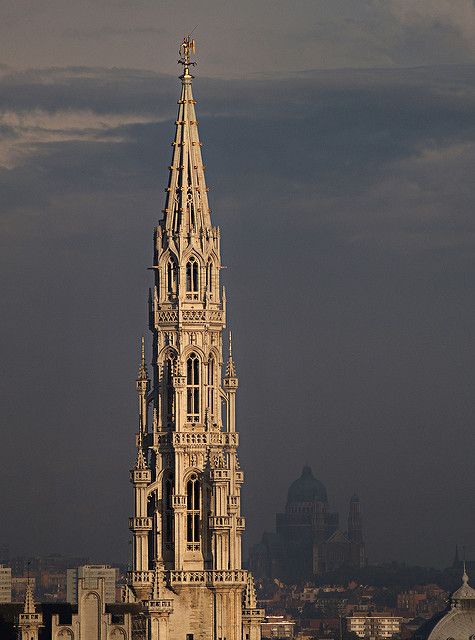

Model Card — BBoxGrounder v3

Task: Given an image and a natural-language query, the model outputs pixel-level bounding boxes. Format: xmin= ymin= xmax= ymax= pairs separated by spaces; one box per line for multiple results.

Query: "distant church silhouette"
xmin=250 ymin=466 xmax=366 ymax=581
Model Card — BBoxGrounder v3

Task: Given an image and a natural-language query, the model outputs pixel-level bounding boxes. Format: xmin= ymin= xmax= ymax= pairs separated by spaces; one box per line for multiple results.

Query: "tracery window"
xmin=186 ymin=353 xmax=200 ymax=422
xmin=186 ymin=256 xmax=199 ymax=293
xmin=186 ymin=473 xmax=200 ymax=546
xmin=206 ymin=259 xmax=213 ymax=291
xmin=207 ymin=356 xmax=215 ymax=419
xmin=165 ymin=355 xmax=176 ymax=425
xmin=164 ymin=473 xmax=174 ymax=547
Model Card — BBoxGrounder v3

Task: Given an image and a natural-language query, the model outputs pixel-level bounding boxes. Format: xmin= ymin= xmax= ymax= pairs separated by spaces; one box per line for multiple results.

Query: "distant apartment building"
xmin=12 ymin=576 xmax=36 ymax=602
xmin=40 ymin=570 xmax=67 ymax=600
xmin=347 ymin=613 xmax=402 ymax=640
xmin=0 ymin=546 xmax=9 ymax=565
xmin=66 ymin=565 xmax=118 ymax=604
xmin=261 ymin=616 xmax=296 ymax=639
xmin=0 ymin=565 xmax=12 ymax=603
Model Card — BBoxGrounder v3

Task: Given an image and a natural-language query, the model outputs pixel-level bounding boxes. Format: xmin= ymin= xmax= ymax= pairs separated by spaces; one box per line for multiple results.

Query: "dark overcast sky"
xmin=1 ymin=0 xmax=475 ymax=569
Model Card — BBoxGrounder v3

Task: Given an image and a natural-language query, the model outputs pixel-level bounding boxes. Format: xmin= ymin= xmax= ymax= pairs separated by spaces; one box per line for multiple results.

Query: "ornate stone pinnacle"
xmin=152 ymin=565 xmax=165 ymax=600
xmin=137 ymin=336 xmax=149 ymax=381
xmin=226 ymin=331 xmax=237 ymax=378
xmin=135 ymin=430 xmax=147 ymax=470
xmin=24 ymin=578 xmax=36 ymax=614
xmin=244 ymin=572 xmax=257 ymax=609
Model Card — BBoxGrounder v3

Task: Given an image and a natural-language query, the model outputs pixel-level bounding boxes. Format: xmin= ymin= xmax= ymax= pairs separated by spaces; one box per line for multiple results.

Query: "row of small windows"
xmin=165 ymin=257 xmax=214 ymax=294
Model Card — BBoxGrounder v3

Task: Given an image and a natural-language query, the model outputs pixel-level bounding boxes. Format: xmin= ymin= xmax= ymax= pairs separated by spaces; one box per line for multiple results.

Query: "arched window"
xmin=206 ymin=259 xmax=213 ymax=291
xmin=186 ymin=473 xmax=200 ymax=546
xmin=186 ymin=353 xmax=200 ymax=422
xmin=164 ymin=473 xmax=174 ymax=547
xmin=186 ymin=256 xmax=199 ymax=293
xmin=166 ymin=258 xmax=177 ymax=297
xmin=207 ymin=356 xmax=215 ymax=419
xmin=165 ymin=355 xmax=175 ymax=426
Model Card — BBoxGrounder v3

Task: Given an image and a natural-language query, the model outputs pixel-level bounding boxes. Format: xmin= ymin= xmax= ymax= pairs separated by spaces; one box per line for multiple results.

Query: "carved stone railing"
xmin=169 ymin=570 xmax=247 ymax=586
xmin=172 ymin=495 xmax=186 ymax=509
xmin=128 ymin=570 xmax=154 ymax=584
xmin=236 ymin=516 xmax=246 ymax=530
xmin=19 ymin=613 xmax=42 ymax=623
xmin=209 ymin=432 xmax=238 ymax=446
xmin=173 ymin=432 xmax=207 ymax=445
xmin=155 ymin=308 xmax=224 ymax=325
xmin=131 ymin=469 xmax=152 ymax=483
xmin=242 ymin=609 xmax=266 ymax=618
xmin=129 ymin=516 xmax=153 ymax=531
xmin=171 ymin=432 xmax=238 ymax=447
xmin=146 ymin=599 xmax=174 ymax=613
xmin=209 ymin=516 xmax=231 ymax=529
xmin=209 ymin=469 xmax=230 ymax=481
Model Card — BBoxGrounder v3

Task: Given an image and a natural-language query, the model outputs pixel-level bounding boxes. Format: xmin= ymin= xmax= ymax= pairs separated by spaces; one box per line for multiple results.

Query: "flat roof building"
xmin=347 ymin=612 xmax=402 ymax=640
xmin=66 ymin=565 xmax=118 ymax=604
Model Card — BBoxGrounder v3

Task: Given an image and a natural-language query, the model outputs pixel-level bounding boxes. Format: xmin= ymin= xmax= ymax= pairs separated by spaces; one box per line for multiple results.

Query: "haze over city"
xmin=1 ymin=0 xmax=475 ymax=570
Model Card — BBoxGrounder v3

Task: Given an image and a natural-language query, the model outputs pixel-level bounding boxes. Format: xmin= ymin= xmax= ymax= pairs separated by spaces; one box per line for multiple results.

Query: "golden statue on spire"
xmin=178 ymin=34 xmax=196 ymax=68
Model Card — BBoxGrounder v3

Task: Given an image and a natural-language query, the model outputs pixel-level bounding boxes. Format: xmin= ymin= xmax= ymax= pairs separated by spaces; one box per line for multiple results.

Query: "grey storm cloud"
xmin=1 ymin=62 xmax=475 ymax=566
xmin=1 ymin=0 xmax=475 ymax=73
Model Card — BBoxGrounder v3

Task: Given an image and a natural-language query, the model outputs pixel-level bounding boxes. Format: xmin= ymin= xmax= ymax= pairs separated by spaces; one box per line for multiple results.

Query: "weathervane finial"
xmin=178 ymin=34 xmax=196 ymax=73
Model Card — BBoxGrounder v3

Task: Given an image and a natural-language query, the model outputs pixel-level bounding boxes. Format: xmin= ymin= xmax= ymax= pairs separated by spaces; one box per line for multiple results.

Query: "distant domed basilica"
xmin=250 ymin=466 xmax=366 ymax=581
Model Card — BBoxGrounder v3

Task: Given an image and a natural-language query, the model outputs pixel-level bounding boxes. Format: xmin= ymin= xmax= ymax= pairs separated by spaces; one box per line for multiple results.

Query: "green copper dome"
xmin=287 ymin=466 xmax=328 ymax=503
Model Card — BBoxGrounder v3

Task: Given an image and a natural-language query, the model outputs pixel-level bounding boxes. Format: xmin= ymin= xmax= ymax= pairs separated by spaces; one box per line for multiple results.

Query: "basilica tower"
xmin=127 ymin=37 xmax=263 ymax=640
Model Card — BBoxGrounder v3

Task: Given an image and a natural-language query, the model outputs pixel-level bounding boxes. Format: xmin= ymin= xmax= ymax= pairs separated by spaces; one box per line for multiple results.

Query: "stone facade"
xmin=52 ymin=578 xmax=132 ymax=640
xmin=124 ymin=36 xmax=263 ymax=640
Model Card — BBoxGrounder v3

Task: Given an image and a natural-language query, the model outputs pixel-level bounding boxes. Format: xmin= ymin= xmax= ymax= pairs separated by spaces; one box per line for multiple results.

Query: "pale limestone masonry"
xmin=17 ymin=580 xmax=43 ymax=640
xmin=125 ymin=36 xmax=264 ymax=640
xmin=52 ymin=577 xmax=132 ymax=639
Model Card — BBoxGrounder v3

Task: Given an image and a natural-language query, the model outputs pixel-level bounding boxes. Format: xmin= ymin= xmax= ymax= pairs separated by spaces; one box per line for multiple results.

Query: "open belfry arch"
xmin=126 ymin=36 xmax=265 ymax=640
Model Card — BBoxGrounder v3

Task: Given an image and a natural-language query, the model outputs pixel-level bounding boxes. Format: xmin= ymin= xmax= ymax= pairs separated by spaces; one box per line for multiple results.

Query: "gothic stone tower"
xmin=127 ymin=37 xmax=263 ymax=640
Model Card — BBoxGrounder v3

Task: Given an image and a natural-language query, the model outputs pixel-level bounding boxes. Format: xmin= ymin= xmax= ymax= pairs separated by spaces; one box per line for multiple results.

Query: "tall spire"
xmin=162 ymin=36 xmax=211 ymax=235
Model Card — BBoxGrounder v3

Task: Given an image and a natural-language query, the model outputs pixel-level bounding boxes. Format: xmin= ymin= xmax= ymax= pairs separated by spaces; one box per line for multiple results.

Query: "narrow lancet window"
xmin=186 ymin=473 xmax=200 ymax=546
xmin=206 ymin=259 xmax=213 ymax=295
xmin=186 ymin=352 xmax=200 ymax=422
xmin=166 ymin=258 xmax=177 ymax=297
xmin=207 ymin=357 xmax=215 ymax=419
xmin=186 ymin=256 xmax=199 ymax=293
xmin=164 ymin=473 xmax=174 ymax=547
xmin=165 ymin=355 xmax=175 ymax=425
